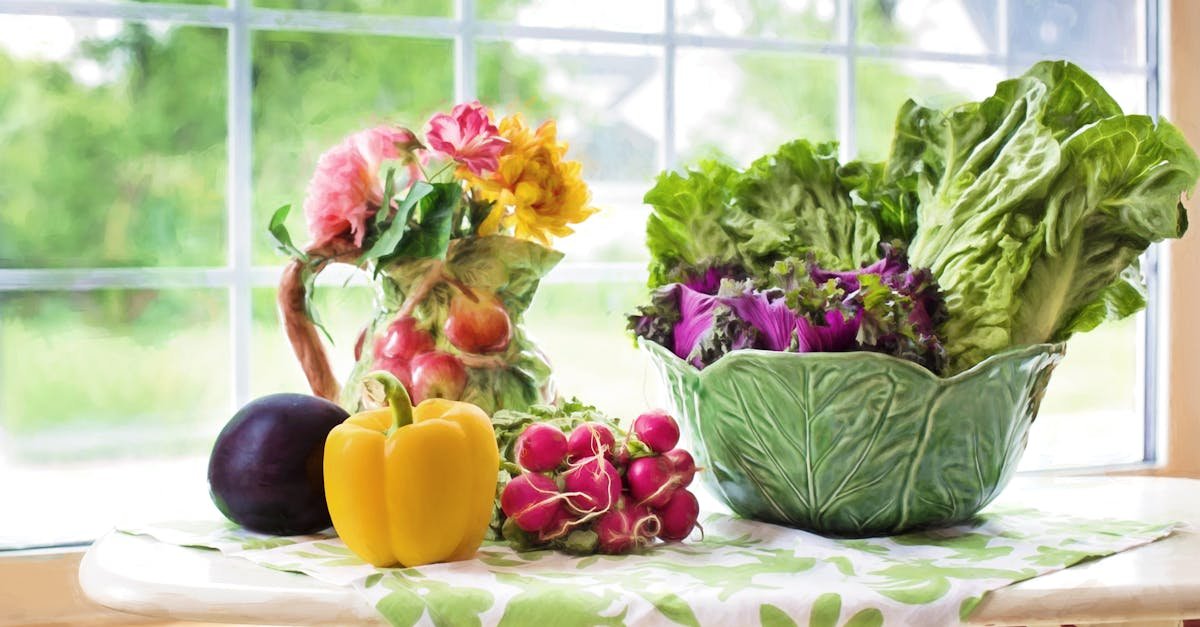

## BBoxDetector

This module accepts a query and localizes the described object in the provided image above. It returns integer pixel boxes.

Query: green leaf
[808,593,841,627]
[758,604,798,627]
[574,555,601,569]
[843,608,883,627]
[729,139,881,272]
[301,265,333,344]
[374,167,398,229]
[391,182,459,261]
[360,180,434,266]
[422,580,494,627]
[644,160,744,287]
[364,573,383,588]
[496,578,627,627]
[239,537,295,551]
[892,531,1014,561]
[267,204,307,260]
[375,589,425,627]
[313,542,355,555]
[824,556,855,577]
[640,592,700,627]
[444,234,563,315]
[897,60,1200,373]
[959,595,984,622]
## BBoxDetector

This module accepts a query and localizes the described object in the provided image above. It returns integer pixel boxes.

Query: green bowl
[643,340,1064,537]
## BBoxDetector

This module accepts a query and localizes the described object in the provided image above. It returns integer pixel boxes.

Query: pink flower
[302,125,424,247]
[303,141,380,247]
[351,126,425,184]
[425,101,507,176]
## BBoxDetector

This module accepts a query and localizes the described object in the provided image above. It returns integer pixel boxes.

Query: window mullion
[837,0,856,161]
[228,0,254,410]
[663,0,676,169]
[1140,0,1163,464]
[456,0,476,102]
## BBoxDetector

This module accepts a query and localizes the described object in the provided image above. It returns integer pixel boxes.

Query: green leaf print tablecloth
[119,508,1179,627]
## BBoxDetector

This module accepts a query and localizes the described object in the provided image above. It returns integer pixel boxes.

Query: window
[0,0,1160,549]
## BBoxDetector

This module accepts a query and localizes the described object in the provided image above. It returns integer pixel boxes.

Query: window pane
[675,0,838,41]
[254,0,452,17]
[1005,0,1146,66]
[0,18,226,268]
[1020,318,1143,470]
[524,282,648,420]
[0,289,230,548]
[1092,71,1148,114]
[480,0,665,33]
[251,32,454,265]
[675,50,838,166]
[854,60,1004,159]
[478,39,663,263]
[251,284,375,399]
[857,0,999,55]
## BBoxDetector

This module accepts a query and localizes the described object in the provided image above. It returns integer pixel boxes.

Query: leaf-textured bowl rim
[641,339,1066,387]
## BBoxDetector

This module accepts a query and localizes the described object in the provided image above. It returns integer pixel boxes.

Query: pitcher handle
[277,240,359,401]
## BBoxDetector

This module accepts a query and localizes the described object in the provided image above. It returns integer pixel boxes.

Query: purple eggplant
[207,393,348,535]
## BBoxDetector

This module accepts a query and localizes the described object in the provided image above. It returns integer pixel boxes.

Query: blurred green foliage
[2,1,1088,448]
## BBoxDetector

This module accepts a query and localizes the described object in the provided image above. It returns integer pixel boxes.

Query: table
[79,476,1200,626]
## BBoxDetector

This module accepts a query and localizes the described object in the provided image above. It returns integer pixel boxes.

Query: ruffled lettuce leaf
[643,141,891,288]
[899,61,1199,373]
[644,161,744,287]
[728,140,883,271]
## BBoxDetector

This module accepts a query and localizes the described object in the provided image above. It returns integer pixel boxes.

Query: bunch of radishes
[499,410,700,555]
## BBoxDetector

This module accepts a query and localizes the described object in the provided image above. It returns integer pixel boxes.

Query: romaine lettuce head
[898,60,1199,373]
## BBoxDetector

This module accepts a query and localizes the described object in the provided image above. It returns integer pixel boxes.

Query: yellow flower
[461,114,597,245]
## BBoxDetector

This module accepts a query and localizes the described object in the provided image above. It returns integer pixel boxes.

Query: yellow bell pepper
[323,371,499,568]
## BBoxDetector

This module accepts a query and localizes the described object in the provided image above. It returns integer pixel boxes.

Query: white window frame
[0,0,1164,471]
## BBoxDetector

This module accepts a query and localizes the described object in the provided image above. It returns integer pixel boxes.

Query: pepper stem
[364,370,414,433]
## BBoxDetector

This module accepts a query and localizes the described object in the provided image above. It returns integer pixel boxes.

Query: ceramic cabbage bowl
[643,340,1064,537]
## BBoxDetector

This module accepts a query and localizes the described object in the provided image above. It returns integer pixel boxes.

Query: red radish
[562,457,620,514]
[500,473,564,533]
[613,445,631,468]
[663,448,697,487]
[375,316,436,361]
[633,411,680,454]
[539,505,579,541]
[444,290,512,354]
[566,423,615,461]
[516,423,568,472]
[656,489,700,542]
[627,455,678,508]
[595,498,661,554]
[410,351,468,402]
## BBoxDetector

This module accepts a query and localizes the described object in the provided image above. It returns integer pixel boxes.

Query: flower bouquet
[629,61,1200,535]
[270,102,596,414]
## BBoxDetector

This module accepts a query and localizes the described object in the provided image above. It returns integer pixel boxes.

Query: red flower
[425,101,507,176]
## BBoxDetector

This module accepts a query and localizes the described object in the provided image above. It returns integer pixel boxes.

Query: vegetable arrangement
[492,402,701,554]
[631,61,1200,375]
